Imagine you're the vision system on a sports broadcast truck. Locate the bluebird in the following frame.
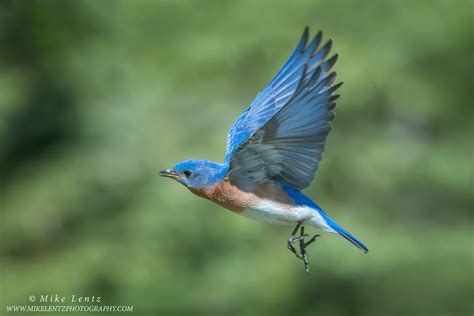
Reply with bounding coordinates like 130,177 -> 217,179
160,27 -> 368,273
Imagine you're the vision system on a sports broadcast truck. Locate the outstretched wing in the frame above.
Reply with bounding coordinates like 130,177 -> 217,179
224,27 -> 334,165
225,30 -> 341,190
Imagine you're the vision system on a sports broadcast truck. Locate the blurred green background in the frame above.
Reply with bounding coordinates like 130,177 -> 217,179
1,0 -> 472,315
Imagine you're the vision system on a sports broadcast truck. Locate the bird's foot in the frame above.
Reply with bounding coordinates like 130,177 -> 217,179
287,234 -> 308,259
287,223 -> 321,274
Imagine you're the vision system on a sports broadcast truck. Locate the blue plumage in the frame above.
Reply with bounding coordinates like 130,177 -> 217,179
323,217 -> 369,253
171,160 -> 226,188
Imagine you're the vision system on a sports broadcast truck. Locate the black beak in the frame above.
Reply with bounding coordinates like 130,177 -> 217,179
159,169 -> 180,180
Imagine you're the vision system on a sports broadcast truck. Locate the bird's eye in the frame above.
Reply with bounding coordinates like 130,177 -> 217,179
183,170 -> 193,178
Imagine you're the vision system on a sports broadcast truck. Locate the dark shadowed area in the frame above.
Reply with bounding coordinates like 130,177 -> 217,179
0,1 -> 472,315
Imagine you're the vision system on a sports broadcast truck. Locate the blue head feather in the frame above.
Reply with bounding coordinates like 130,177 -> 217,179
167,159 -> 227,188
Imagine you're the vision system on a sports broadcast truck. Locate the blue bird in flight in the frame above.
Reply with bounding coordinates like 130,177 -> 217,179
160,28 -> 368,273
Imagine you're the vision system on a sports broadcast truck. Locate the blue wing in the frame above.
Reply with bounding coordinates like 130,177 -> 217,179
224,27 -> 334,165
225,29 -> 341,190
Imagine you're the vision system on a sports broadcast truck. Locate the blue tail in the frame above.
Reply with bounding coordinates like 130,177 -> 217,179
324,216 -> 369,253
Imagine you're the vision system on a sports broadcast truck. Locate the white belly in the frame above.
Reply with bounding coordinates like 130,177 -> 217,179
240,200 -> 332,231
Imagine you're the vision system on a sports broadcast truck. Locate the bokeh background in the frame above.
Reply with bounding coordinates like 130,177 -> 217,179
1,1 -> 472,315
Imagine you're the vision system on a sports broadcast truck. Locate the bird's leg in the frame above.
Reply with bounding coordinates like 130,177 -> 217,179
299,226 -> 320,274
297,226 -> 321,274
299,225 -> 310,273
287,221 -> 303,259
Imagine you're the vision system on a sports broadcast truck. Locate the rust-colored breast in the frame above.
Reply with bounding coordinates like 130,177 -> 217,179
188,180 -> 292,214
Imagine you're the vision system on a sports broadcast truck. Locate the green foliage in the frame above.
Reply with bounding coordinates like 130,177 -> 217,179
0,1 -> 472,315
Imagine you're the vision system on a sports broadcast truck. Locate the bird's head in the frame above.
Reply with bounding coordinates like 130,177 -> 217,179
159,159 -> 226,189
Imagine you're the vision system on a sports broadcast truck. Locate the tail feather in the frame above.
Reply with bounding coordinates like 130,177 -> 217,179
324,217 -> 368,253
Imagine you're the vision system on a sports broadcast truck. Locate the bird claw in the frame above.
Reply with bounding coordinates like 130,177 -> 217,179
304,234 -> 321,247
